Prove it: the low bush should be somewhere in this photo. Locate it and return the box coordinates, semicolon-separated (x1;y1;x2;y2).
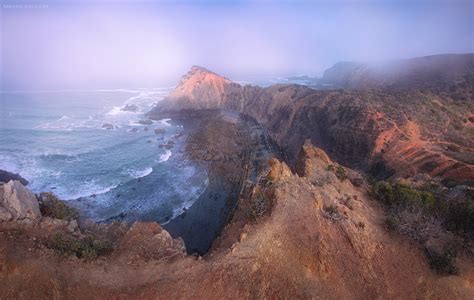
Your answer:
323;204;343;221
48;232;113;259
335;165;348;181
371;181;435;208
326;164;348;181
38;192;78;221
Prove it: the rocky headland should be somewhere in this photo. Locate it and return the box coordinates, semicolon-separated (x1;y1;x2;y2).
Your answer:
150;59;474;186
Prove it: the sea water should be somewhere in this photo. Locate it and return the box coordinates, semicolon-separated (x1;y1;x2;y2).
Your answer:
0;89;208;224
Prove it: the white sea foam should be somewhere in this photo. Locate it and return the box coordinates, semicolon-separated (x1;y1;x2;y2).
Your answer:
128;167;153;179
158;150;172;162
159;118;172;127
164;168;209;224
64;180;119;200
106;106;127;116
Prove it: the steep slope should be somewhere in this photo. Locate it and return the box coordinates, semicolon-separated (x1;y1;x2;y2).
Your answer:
149;60;474;185
1;144;472;298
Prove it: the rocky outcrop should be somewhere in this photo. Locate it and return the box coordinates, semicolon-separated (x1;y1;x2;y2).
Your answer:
116;222;185;262
121;104;138;112
0;180;41;221
101;123;115;130
150;61;474;185
0;169;29;186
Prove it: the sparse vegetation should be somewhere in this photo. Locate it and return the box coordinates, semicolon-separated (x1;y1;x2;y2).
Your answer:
371;180;473;274
38;192;78;221
323;204;343;221
48;232;113;259
326;164;348;181
356;221;366;229
248;189;269;221
371;181;435;209
339;194;353;210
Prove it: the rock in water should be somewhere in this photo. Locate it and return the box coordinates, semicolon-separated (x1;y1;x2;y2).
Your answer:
120;104;138;112
138;119;153;125
154;128;165;135
0;169;29;186
0;180;41;221
102;123;115;130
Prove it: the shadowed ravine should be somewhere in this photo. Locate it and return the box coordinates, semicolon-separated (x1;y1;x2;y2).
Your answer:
157;110;280;254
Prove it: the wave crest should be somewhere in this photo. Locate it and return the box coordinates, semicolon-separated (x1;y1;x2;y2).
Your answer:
127;167;153;179
158;150;172;162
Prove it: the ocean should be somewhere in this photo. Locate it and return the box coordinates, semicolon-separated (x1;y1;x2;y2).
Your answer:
0;89;208;224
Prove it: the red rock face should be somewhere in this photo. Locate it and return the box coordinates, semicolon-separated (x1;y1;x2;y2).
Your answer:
150;58;474;185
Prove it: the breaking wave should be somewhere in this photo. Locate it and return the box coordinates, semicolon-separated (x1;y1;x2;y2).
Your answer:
127;167;153;179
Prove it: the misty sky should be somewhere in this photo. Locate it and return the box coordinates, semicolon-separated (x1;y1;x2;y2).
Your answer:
1;0;472;90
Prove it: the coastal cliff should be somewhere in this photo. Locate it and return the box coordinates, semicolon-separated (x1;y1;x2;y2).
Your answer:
1;55;473;298
150;56;474;185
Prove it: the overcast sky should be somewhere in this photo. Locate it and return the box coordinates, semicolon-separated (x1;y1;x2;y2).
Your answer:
1;0;472;90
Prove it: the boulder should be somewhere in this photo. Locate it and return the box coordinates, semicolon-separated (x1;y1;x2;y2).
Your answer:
0;180;41;221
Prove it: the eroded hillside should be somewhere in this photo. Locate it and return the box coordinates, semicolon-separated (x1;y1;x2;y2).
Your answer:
1;142;472;298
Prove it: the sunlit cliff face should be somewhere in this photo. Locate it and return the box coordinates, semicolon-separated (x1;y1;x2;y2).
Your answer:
1;0;472;90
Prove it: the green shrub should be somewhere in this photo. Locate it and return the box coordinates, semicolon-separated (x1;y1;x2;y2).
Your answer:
371;182;435;208
335;165;348;181
48;233;113;259
371;180;469;275
38;192;78;221
326;164;347;181
326;165;335;172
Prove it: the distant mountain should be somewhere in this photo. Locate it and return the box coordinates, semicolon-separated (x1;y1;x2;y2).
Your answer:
150;55;474;186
